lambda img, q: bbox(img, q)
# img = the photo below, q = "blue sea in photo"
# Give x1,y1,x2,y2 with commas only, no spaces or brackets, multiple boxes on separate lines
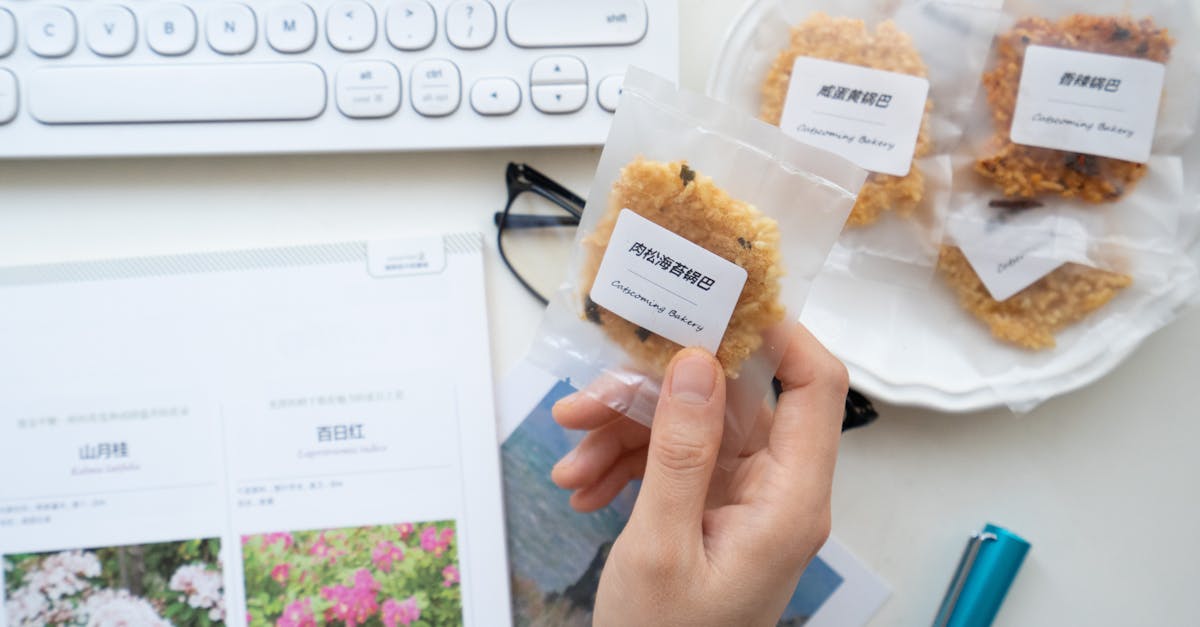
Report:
501,382,842,626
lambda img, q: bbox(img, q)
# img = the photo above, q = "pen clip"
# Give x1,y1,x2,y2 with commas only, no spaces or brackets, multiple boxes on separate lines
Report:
932,530,998,627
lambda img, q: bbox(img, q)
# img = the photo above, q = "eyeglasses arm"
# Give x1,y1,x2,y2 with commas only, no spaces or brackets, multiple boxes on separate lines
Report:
493,213,581,229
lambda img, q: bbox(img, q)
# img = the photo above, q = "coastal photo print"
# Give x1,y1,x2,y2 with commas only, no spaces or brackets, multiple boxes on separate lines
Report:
4,537,225,626
241,522,461,627
501,381,844,626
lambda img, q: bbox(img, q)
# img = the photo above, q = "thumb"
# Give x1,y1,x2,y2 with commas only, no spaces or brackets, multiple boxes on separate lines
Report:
629,348,726,546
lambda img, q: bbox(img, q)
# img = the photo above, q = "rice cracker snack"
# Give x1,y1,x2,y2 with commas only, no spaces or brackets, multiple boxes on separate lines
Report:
760,12,933,227
944,1,1200,350
938,245,1132,349
976,14,1174,201
529,68,864,445
579,158,786,378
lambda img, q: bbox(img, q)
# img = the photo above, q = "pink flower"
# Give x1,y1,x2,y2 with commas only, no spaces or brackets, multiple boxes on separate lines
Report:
381,597,421,627
395,523,414,539
307,530,331,557
353,568,379,594
263,532,295,549
420,526,438,552
306,533,346,563
276,598,315,627
371,540,405,573
321,569,380,627
270,563,290,585
442,564,460,587
435,527,455,556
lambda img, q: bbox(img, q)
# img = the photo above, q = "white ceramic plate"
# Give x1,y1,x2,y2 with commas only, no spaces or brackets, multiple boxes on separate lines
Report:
708,0,1200,412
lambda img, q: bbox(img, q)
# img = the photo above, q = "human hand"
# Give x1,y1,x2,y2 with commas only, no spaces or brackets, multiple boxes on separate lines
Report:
550,324,848,627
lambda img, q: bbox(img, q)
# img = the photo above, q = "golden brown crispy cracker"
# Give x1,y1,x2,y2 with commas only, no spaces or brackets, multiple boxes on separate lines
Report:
937,246,1132,349
976,15,1173,202
760,13,933,227
579,158,786,377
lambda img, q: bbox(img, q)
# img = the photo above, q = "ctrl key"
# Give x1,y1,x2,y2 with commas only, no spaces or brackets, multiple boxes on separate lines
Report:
411,59,462,118
0,69,17,125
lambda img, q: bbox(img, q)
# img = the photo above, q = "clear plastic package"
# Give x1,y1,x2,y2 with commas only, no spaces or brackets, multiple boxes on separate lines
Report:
710,0,1005,285
527,68,865,456
942,0,1200,354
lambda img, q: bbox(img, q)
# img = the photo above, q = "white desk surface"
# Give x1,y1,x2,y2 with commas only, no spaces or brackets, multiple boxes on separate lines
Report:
2,3,1198,625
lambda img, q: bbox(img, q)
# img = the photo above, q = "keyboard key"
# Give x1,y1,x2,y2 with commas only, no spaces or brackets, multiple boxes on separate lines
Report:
29,63,327,123
597,74,623,112
0,9,16,58
471,78,521,116
337,61,402,119
206,3,257,55
327,1,377,52
87,5,138,58
0,69,17,124
507,0,647,48
411,59,461,117
386,1,436,51
146,4,198,56
266,3,317,53
531,84,586,114
445,1,496,50
531,56,587,85
27,6,78,58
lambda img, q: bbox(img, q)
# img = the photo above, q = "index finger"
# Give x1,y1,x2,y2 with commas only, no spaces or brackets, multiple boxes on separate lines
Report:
552,371,641,431
767,324,848,486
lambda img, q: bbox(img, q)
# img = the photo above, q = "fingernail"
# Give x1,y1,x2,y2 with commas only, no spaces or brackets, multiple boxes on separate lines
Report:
555,447,579,469
552,393,577,412
670,352,717,405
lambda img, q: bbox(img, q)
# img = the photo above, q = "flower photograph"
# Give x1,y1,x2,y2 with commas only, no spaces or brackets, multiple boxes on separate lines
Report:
3,538,225,626
242,521,461,627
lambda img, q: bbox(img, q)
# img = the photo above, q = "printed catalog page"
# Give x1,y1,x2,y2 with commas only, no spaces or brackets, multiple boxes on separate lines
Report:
0,234,510,627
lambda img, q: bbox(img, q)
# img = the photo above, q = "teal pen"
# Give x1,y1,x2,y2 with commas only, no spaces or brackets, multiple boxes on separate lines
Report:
932,524,1031,627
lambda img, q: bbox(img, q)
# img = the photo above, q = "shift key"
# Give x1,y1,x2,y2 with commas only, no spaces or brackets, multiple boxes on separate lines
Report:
506,0,647,48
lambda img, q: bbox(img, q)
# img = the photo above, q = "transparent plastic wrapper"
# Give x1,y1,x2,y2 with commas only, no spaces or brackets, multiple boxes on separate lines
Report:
938,0,1200,409
709,0,1005,286
527,68,865,457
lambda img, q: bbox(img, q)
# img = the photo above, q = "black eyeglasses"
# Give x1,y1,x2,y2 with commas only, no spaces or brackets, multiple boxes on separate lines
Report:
494,162,879,431
494,163,584,306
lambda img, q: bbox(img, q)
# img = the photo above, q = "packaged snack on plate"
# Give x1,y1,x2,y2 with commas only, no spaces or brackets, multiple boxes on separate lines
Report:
528,68,865,457
712,0,1004,284
944,0,1200,352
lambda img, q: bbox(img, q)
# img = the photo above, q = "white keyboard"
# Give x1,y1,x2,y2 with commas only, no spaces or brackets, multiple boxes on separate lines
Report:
0,0,678,158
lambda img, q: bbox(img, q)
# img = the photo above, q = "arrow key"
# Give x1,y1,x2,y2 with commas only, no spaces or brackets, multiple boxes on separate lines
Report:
471,77,521,116
531,83,586,114
531,56,586,85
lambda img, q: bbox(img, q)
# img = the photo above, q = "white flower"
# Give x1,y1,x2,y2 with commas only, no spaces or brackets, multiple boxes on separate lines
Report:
23,550,101,601
4,585,48,626
168,563,224,618
80,589,171,627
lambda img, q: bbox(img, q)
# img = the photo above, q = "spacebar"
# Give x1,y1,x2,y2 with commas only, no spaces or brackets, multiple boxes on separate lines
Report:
29,63,328,124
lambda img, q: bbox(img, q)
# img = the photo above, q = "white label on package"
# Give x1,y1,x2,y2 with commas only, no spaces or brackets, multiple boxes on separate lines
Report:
779,57,930,177
589,210,748,353
1010,46,1166,164
949,206,1091,302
